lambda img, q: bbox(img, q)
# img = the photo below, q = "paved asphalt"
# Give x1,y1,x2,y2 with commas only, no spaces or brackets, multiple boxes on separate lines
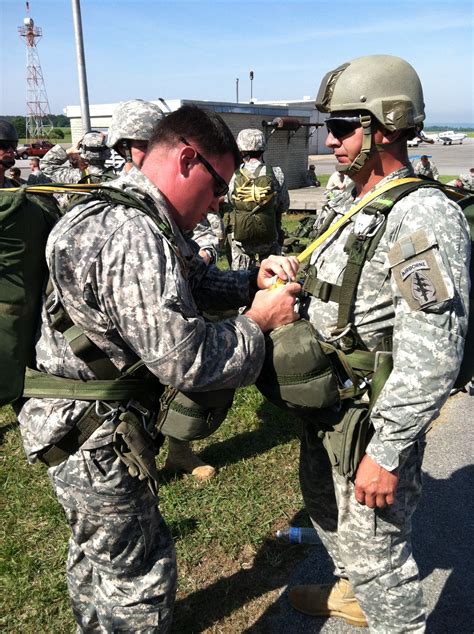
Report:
249,389,474,633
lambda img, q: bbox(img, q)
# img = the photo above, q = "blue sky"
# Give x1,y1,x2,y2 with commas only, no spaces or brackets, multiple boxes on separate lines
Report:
1,0,473,125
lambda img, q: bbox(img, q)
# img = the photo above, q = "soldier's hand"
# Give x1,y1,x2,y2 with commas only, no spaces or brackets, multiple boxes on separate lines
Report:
245,283,301,332
354,454,399,508
257,255,299,289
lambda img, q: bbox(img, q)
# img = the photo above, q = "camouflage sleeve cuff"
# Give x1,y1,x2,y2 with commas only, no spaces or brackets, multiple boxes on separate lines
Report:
365,432,401,472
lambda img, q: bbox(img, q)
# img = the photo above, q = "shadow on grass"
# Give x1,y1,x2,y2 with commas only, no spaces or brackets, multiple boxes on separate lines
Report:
0,422,19,445
172,510,330,634
192,400,302,471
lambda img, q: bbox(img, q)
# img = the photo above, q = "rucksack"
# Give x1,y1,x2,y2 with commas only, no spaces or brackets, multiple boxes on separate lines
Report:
231,164,278,245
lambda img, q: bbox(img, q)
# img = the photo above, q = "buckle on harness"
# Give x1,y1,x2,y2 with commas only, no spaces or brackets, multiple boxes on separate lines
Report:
374,351,392,372
124,399,158,439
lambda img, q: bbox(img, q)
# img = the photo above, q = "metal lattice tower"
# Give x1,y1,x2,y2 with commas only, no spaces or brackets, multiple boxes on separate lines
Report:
18,4,53,141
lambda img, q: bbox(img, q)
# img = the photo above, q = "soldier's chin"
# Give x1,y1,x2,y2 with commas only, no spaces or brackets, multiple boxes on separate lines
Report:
1,158,16,168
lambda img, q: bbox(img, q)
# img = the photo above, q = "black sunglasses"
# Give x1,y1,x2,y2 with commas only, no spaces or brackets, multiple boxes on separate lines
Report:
179,136,229,198
0,141,18,151
325,116,361,140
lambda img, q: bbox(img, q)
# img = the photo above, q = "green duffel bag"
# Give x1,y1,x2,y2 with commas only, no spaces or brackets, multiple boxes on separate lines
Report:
156,386,235,441
319,401,374,479
256,319,359,412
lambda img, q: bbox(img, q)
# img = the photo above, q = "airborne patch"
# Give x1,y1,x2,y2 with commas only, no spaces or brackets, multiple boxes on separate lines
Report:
388,229,450,311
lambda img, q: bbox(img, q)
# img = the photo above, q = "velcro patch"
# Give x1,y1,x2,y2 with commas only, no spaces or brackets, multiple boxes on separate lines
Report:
388,229,450,311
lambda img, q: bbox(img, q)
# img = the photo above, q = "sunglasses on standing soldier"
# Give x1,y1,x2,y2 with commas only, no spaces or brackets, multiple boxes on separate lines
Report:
179,136,229,198
325,117,362,140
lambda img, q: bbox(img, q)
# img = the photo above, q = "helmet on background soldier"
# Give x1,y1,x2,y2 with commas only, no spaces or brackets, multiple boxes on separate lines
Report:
79,131,111,164
0,119,18,169
236,128,266,153
315,55,426,175
107,99,164,152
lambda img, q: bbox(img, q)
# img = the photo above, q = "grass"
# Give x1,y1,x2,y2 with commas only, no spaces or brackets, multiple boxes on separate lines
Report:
1,389,309,632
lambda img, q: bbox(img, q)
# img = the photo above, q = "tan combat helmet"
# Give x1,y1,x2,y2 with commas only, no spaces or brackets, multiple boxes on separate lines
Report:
316,55,426,175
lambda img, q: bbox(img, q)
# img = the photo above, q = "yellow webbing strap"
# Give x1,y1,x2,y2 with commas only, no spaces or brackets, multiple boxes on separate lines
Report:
5,183,100,195
296,177,421,264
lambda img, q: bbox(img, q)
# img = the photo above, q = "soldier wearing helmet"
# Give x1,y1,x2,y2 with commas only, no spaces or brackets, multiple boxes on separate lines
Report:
227,128,290,270
0,119,19,188
288,55,470,631
107,99,164,170
40,131,111,184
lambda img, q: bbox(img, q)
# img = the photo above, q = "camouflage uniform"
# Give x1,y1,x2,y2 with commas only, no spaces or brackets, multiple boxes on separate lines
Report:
300,165,470,632
228,159,290,270
191,212,225,265
40,144,107,184
413,158,439,181
459,171,474,191
18,166,265,631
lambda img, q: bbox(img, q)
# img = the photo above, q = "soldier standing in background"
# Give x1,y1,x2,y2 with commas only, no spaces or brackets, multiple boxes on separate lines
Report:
0,119,19,189
228,128,290,270
413,154,439,180
288,55,470,631
41,131,111,183
27,157,51,184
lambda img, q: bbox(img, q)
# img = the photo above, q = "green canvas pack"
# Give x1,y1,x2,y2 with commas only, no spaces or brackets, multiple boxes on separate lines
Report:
231,165,278,245
0,187,60,405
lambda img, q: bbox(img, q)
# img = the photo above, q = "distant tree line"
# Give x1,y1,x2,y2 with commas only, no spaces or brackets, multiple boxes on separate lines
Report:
2,114,70,139
425,125,473,131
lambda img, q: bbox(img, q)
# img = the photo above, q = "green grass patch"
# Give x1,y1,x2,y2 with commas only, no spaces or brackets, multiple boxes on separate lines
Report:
1,387,305,631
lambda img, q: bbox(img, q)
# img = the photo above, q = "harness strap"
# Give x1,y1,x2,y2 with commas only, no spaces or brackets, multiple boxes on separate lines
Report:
37,403,106,467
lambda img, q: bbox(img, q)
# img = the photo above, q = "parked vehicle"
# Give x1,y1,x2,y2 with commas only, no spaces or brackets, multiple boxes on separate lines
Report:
15,140,54,159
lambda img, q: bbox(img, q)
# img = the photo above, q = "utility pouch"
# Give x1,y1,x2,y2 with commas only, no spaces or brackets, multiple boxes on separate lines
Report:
319,401,373,479
113,410,161,495
156,386,235,441
256,319,361,412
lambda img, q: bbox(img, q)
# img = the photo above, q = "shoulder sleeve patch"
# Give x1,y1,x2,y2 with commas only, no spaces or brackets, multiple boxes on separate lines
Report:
388,229,450,311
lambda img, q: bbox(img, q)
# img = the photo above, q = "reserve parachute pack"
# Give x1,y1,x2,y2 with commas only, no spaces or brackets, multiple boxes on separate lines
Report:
0,184,234,461
257,178,473,476
231,164,278,245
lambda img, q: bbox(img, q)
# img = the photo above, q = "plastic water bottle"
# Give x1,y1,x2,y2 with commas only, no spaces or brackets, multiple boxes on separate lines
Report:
275,526,321,544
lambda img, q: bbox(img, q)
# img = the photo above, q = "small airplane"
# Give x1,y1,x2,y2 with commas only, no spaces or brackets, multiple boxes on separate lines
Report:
435,130,467,145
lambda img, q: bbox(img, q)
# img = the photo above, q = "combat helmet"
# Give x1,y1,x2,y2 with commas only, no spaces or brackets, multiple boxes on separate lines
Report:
316,55,425,175
0,119,18,168
236,128,266,153
107,100,164,161
79,131,111,164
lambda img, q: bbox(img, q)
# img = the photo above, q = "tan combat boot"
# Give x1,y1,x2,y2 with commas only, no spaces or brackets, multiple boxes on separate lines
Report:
288,578,368,627
164,438,216,481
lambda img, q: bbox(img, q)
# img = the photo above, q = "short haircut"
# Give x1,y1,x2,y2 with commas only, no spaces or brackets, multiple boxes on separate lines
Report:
30,157,40,167
149,104,240,169
10,167,21,177
421,155,428,160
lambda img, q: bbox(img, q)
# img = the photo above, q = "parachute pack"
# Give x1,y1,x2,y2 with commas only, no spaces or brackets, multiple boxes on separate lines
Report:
231,164,278,245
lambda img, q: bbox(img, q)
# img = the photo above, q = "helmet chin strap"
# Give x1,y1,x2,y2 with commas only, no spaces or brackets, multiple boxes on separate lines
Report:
337,114,374,177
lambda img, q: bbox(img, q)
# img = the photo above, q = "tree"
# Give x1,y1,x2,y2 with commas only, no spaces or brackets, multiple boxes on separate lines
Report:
48,128,65,139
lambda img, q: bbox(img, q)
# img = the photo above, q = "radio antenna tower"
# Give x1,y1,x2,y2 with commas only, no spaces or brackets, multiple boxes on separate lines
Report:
18,2,53,141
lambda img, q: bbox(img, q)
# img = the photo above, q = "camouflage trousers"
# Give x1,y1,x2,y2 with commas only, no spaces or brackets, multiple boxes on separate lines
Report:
230,233,281,271
299,423,426,633
49,443,177,633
